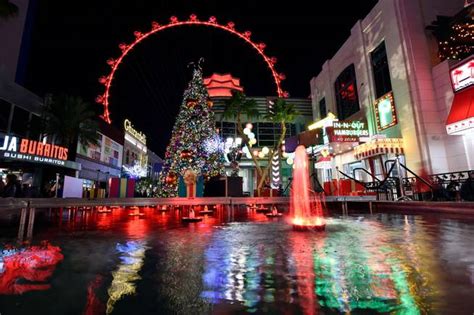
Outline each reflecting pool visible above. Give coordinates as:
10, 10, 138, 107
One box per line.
1, 206, 474, 314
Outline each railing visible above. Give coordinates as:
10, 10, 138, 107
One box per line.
405, 170, 472, 201
352, 167, 381, 183
337, 168, 399, 201
336, 160, 473, 202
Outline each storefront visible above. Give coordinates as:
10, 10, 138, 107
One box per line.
75, 121, 124, 197
305, 112, 407, 194
122, 119, 148, 177
0, 133, 81, 197
445, 57, 474, 170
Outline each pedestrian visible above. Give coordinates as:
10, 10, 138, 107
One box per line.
2, 174, 18, 197
460, 172, 474, 202
0, 177, 5, 196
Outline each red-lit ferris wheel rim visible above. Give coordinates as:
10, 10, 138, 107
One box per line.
96, 14, 288, 124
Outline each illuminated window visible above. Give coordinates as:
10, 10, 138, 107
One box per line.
319, 98, 327, 119
374, 92, 398, 130
371, 41, 392, 98
334, 64, 360, 119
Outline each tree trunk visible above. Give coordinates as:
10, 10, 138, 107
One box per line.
235, 118, 264, 196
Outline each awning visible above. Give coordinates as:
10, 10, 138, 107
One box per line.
314, 156, 332, 169
354, 138, 403, 160
446, 86, 474, 135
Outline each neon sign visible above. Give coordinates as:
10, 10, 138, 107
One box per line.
0, 134, 78, 168
124, 119, 146, 145
450, 57, 474, 92
327, 120, 369, 142
374, 92, 397, 131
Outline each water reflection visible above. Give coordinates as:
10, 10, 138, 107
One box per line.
0, 243, 63, 295
1, 208, 474, 314
106, 240, 148, 314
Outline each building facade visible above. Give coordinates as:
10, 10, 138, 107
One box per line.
205, 73, 313, 195
75, 121, 124, 194
309, 0, 472, 184
122, 119, 149, 177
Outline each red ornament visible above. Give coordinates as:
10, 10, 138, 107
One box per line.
206, 99, 214, 108
180, 150, 193, 160
186, 98, 198, 108
165, 172, 178, 185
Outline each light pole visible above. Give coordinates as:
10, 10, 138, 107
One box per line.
54, 173, 60, 198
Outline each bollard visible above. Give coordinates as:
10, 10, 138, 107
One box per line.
17, 207, 28, 243
26, 207, 36, 240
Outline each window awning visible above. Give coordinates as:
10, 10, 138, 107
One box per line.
314, 156, 332, 169
354, 138, 403, 160
446, 86, 474, 135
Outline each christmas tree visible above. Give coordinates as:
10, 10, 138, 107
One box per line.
158, 61, 225, 197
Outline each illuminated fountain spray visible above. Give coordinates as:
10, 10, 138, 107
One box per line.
290, 145, 326, 231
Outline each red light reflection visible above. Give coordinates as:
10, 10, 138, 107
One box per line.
0, 243, 63, 295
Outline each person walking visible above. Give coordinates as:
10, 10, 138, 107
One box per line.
0, 177, 5, 196
460, 172, 474, 202
2, 174, 18, 197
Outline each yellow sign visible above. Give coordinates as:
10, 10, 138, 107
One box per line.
124, 119, 146, 145
308, 112, 337, 130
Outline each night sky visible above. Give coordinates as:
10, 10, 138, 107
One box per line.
25, 0, 378, 155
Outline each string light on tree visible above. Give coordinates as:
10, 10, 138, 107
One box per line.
158, 61, 225, 197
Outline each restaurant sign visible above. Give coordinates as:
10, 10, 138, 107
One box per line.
0, 134, 80, 169
124, 119, 146, 145
326, 120, 369, 142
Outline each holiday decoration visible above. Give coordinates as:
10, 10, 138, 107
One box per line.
183, 169, 198, 197
165, 172, 178, 185
123, 161, 147, 178
158, 62, 225, 197
427, 6, 473, 61
180, 149, 193, 160
186, 99, 198, 108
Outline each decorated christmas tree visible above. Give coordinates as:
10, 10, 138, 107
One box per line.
158, 61, 225, 197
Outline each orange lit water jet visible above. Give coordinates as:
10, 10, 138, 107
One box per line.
290, 145, 326, 231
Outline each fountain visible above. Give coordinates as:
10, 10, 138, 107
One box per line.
290, 145, 326, 231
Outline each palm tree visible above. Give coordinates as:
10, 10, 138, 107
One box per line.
42, 95, 100, 161
0, 0, 18, 20
223, 91, 262, 189
223, 91, 299, 195
259, 98, 299, 194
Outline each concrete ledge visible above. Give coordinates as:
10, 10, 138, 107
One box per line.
373, 201, 474, 215
1, 197, 473, 216
0, 197, 290, 210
